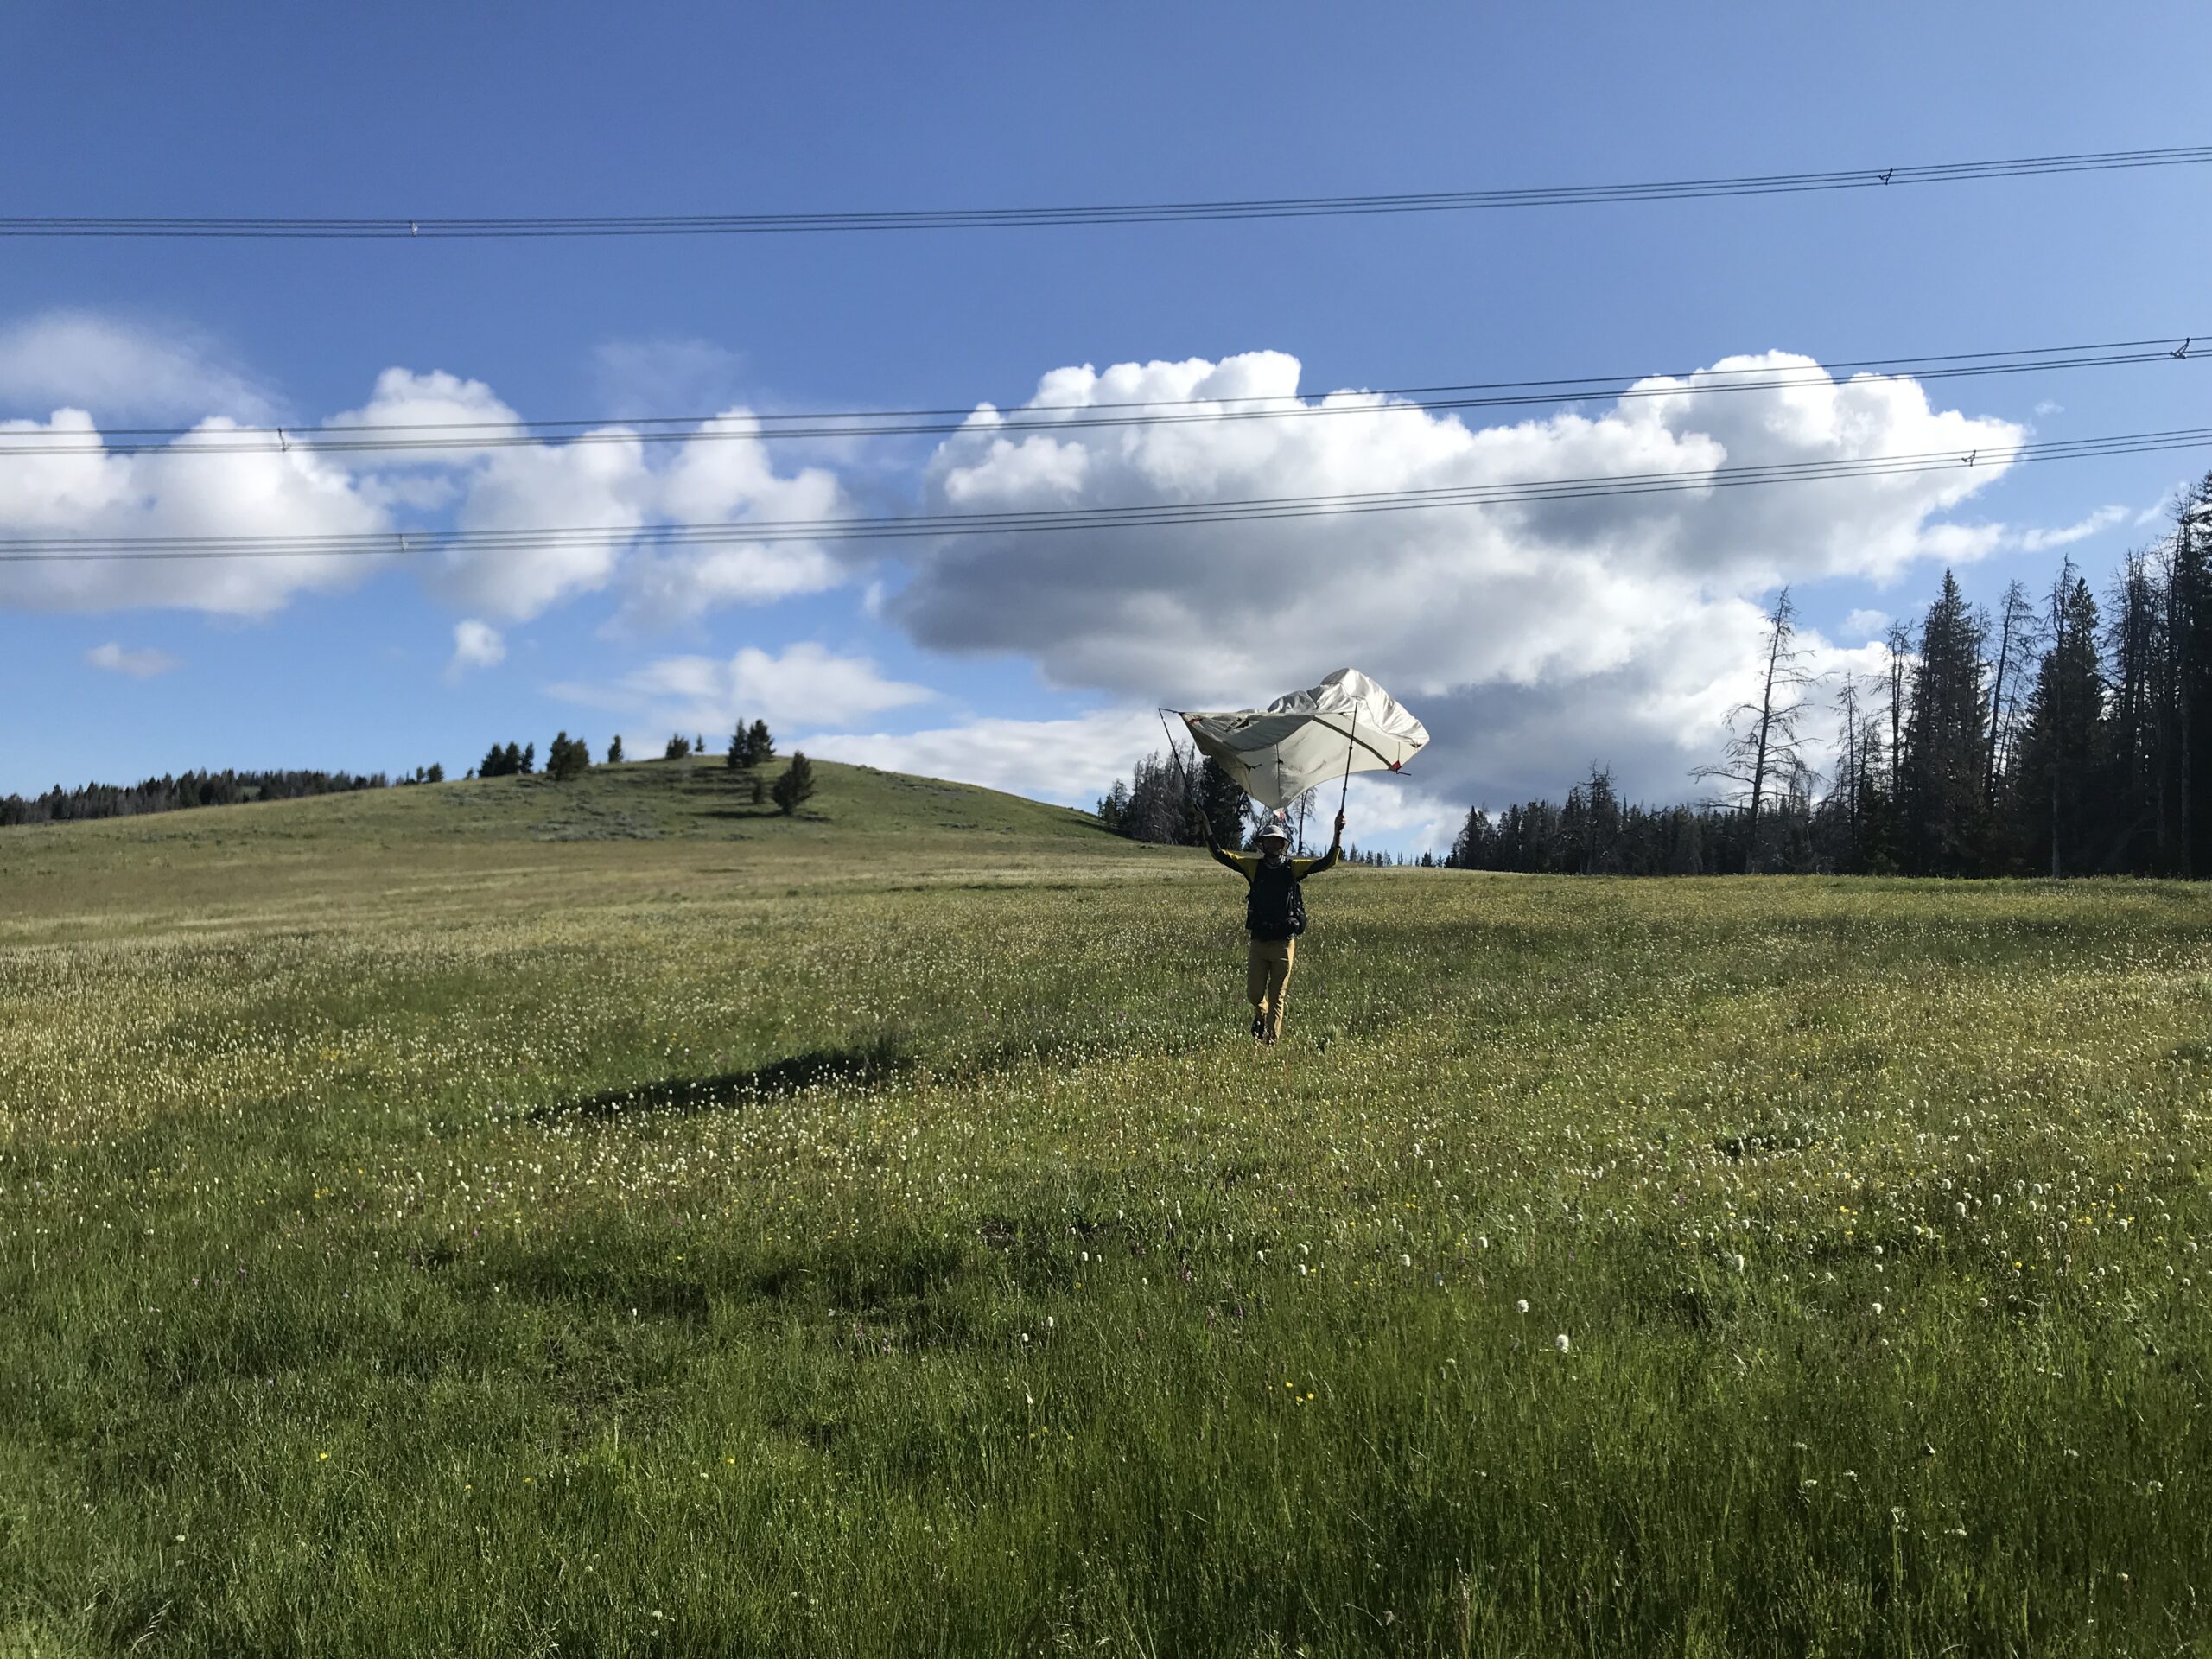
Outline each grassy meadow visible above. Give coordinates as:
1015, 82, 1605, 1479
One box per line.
5, 754, 2212, 1655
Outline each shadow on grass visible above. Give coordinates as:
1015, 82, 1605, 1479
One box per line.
529, 1040, 907, 1122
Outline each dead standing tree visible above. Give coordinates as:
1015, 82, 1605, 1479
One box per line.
1984, 579, 2040, 804
1695, 588, 1815, 873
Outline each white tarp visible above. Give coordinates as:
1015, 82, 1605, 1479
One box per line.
1179, 668, 1429, 810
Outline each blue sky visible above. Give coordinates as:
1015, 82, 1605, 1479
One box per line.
6, 3, 2210, 849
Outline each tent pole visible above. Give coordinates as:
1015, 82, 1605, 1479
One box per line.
1158, 707, 1198, 842
1339, 711, 1357, 817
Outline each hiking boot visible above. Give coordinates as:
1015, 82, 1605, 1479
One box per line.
1250, 1013, 1267, 1040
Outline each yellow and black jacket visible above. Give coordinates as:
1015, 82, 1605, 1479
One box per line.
1208, 842, 1340, 940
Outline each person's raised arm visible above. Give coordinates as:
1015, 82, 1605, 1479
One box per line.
1196, 810, 1246, 874
1299, 810, 1347, 877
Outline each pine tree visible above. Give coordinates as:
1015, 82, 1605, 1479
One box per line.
664, 734, 691, 760
519, 741, 536, 776
427, 763, 444, 784
2102, 549, 2162, 870
501, 741, 524, 777
1196, 756, 1247, 847
749, 720, 774, 761
2171, 482, 2212, 874
546, 732, 590, 784
771, 751, 816, 816
728, 721, 753, 771
607, 735, 625, 764
480, 742, 508, 778
2011, 569, 2103, 875
1447, 806, 1494, 869
1899, 570, 1990, 874
1096, 779, 1130, 833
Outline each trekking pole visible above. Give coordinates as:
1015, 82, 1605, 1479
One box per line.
1338, 709, 1357, 817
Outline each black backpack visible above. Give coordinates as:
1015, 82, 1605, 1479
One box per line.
1245, 858, 1306, 938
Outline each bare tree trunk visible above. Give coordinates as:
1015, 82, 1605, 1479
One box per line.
1984, 585, 2020, 803
2050, 575, 2064, 880
1885, 620, 1909, 798
2181, 540, 2196, 879
1742, 591, 1793, 874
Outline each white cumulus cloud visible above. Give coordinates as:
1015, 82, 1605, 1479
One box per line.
0, 409, 390, 615
0, 346, 854, 627
888, 350, 2025, 803
327, 375, 851, 626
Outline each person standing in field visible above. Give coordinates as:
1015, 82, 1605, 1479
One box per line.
1203, 808, 1344, 1043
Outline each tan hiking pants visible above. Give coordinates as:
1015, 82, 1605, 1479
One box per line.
1247, 937, 1296, 1039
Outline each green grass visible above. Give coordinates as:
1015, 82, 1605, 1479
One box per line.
5, 757, 2212, 1655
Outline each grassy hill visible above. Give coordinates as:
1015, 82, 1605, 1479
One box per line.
0, 754, 1139, 945
7, 757, 2212, 1651
2, 751, 1108, 855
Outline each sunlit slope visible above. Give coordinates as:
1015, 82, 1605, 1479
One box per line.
0, 754, 1134, 943
6, 753, 1103, 850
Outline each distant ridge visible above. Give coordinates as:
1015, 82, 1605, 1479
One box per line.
1, 753, 1109, 849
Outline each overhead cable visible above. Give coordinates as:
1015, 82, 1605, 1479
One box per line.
3, 425, 2205, 564
0, 334, 2201, 460
5, 145, 2209, 240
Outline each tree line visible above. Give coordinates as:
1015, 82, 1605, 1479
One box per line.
0, 768, 394, 828
1097, 476, 2212, 879
4, 715, 823, 829
1446, 477, 2212, 878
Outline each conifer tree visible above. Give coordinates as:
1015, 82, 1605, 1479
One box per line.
1196, 756, 1248, 847
1899, 570, 1990, 874
546, 731, 590, 783
771, 751, 816, 815
2011, 569, 2103, 875
607, 735, 625, 764
1096, 779, 1130, 833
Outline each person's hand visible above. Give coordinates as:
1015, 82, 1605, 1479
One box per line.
1333, 810, 1347, 838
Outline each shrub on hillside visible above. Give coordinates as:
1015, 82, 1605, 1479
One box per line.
772, 751, 816, 817
664, 734, 692, 760
546, 732, 591, 783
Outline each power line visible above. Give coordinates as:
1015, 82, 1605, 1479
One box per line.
4, 425, 2205, 563
8, 145, 2209, 239
3, 334, 2201, 459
